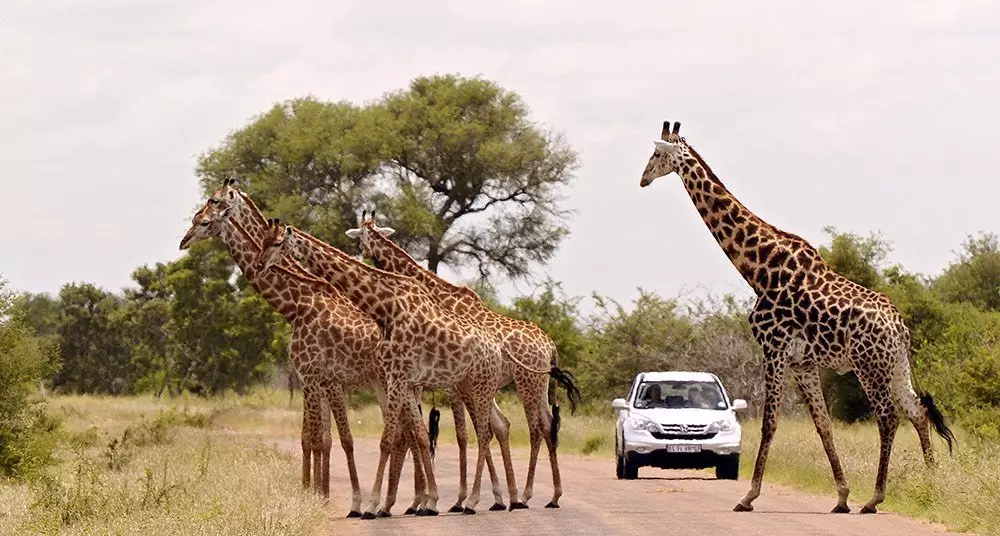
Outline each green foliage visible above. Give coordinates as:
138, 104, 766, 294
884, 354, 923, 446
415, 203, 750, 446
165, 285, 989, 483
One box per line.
818, 226, 892, 289
135, 242, 288, 396
0, 277, 60, 480
197, 74, 577, 284
502, 279, 588, 371
933, 232, 1000, 312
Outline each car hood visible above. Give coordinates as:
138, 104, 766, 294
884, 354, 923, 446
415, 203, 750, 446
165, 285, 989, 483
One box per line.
630, 407, 731, 424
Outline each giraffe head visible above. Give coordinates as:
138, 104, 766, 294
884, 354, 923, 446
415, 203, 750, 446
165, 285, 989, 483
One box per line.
344, 211, 395, 262
179, 177, 248, 249
254, 219, 302, 273
179, 196, 232, 249
639, 120, 690, 187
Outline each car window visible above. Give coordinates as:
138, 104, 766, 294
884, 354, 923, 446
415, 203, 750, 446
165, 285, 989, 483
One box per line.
633, 381, 728, 410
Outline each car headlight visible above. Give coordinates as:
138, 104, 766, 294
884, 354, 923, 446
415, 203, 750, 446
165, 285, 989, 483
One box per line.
629, 414, 660, 433
708, 420, 735, 434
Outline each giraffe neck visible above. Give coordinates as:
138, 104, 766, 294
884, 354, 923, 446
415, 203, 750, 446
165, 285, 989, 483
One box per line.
218, 218, 323, 320
233, 191, 269, 241
365, 228, 486, 318
292, 228, 406, 319
677, 147, 826, 296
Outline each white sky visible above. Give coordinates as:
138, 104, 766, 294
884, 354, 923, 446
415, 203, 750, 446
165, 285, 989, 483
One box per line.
2, 0, 998, 312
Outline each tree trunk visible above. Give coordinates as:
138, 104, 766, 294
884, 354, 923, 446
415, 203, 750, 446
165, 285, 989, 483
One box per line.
427, 240, 441, 274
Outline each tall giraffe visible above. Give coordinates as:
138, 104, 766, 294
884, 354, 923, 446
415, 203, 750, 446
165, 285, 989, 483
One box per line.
178, 194, 382, 516
253, 220, 521, 517
638, 121, 955, 514
346, 212, 582, 508
203, 181, 513, 514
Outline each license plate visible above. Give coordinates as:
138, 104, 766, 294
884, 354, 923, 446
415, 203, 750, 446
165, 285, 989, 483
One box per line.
666, 444, 702, 453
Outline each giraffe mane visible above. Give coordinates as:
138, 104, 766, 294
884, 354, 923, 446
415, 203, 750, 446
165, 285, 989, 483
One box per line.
686, 144, 820, 253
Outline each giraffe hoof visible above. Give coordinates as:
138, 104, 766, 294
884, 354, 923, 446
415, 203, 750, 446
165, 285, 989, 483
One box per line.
489, 503, 506, 511
423, 509, 439, 516
403, 507, 417, 516
462, 507, 476, 515
448, 505, 464, 513
414, 509, 427, 516
346, 511, 363, 518
360, 512, 377, 520
376, 510, 391, 518
733, 502, 754, 512
831, 504, 851, 514
544, 501, 559, 509
860, 505, 878, 514
509, 502, 529, 511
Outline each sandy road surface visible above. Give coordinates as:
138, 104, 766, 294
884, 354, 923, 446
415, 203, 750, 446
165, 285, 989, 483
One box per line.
269, 438, 967, 536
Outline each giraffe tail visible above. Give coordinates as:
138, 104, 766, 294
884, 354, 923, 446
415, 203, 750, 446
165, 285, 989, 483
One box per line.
549, 366, 582, 415
919, 392, 956, 455
428, 406, 441, 459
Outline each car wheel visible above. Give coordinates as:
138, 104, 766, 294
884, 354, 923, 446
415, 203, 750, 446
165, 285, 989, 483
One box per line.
623, 452, 639, 480
715, 453, 740, 480
615, 438, 626, 479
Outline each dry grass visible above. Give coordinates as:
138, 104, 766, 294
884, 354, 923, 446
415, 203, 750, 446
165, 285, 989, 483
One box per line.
740, 417, 1000, 535
1, 391, 328, 536
6, 391, 996, 535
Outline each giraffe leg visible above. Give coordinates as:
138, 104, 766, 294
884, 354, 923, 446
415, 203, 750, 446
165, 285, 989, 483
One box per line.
364, 384, 405, 519
861, 394, 899, 514
463, 395, 496, 514
520, 404, 543, 507
300, 383, 321, 494
894, 371, 935, 468
790, 365, 850, 513
490, 399, 517, 510
327, 385, 362, 516
320, 400, 332, 498
735, 355, 786, 512
403, 394, 439, 516
404, 431, 426, 515
473, 402, 508, 511
541, 402, 562, 508
448, 396, 469, 513
382, 413, 413, 518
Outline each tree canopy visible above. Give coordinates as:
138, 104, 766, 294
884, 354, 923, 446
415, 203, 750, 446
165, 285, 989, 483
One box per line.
197, 74, 578, 283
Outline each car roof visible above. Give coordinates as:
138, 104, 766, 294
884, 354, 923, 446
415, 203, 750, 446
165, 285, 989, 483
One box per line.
637, 371, 720, 383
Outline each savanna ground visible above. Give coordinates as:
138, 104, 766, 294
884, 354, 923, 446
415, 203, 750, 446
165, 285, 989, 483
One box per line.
1, 390, 997, 535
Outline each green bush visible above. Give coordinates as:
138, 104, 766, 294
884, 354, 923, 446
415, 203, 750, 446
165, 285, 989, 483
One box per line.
0, 277, 60, 480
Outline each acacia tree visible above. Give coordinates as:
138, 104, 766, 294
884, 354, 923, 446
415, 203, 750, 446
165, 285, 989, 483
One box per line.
197, 74, 577, 284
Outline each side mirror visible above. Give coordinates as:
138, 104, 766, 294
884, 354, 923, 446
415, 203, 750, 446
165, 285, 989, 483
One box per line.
731, 399, 748, 411
612, 398, 629, 411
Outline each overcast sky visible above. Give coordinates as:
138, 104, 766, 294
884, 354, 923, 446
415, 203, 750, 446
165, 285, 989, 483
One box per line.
2, 0, 999, 312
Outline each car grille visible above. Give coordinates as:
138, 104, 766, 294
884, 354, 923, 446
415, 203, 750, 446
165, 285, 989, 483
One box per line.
651, 423, 716, 441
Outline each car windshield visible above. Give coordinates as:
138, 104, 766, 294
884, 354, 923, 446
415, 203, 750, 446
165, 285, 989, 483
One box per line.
633, 380, 727, 410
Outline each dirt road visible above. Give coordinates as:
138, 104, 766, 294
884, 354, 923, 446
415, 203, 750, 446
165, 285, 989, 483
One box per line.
271, 438, 966, 536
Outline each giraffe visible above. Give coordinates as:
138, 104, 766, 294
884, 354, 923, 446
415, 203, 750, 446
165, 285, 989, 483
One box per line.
345, 212, 582, 508
201, 180, 514, 515
178, 194, 383, 516
253, 219, 523, 518
638, 121, 955, 514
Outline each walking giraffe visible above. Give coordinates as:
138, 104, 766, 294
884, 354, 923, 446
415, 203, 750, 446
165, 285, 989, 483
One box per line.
253, 219, 529, 517
201, 180, 518, 514
638, 121, 955, 514
346, 212, 582, 508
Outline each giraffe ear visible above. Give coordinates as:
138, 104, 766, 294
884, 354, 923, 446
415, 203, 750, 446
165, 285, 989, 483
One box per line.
653, 140, 680, 155
345, 228, 361, 239
375, 226, 395, 238
283, 226, 293, 237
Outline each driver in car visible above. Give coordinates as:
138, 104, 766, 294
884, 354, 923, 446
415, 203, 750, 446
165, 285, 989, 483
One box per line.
645, 384, 667, 408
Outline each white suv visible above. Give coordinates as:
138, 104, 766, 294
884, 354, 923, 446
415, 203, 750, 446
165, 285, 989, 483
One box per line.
612, 371, 747, 480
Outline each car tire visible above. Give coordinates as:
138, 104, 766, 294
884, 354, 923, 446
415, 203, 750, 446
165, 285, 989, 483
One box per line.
623, 452, 639, 480
615, 438, 626, 479
715, 453, 740, 480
